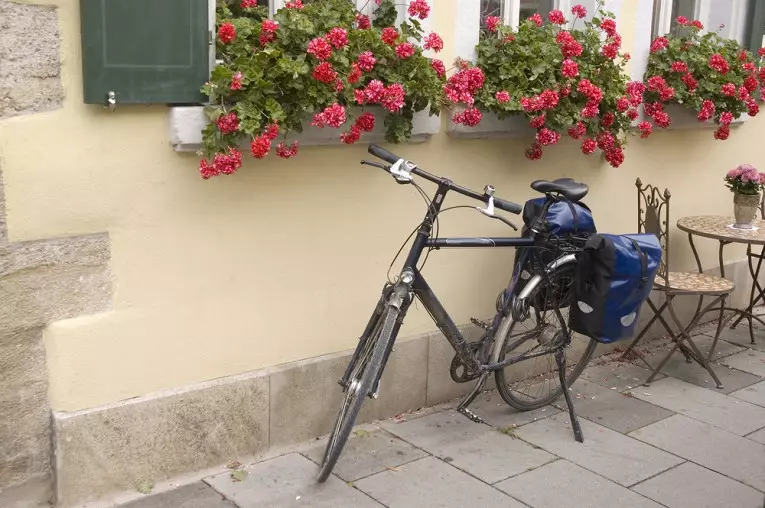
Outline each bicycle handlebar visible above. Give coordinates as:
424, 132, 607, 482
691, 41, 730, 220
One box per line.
366, 144, 522, 215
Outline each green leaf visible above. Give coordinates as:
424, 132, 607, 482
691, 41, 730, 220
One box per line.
231, 470, 249, 482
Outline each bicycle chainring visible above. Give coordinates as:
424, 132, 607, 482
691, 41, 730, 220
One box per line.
450, 342, 482, 383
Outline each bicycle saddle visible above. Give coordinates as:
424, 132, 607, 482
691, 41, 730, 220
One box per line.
530, 178, 589, 202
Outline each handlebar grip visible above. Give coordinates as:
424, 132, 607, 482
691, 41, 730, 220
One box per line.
368, 143, 401, 165
494, 197, 522, 215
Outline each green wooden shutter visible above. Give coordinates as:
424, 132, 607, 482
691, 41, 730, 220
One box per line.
80, 0, 210, 105
746, 0, 765, 53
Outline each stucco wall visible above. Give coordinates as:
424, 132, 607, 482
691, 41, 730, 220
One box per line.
0, 0, 757, 415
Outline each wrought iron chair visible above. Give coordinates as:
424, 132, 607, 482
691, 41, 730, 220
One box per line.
620, 178, 732, 388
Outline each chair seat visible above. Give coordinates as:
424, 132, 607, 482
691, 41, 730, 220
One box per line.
655, 272, 734, 294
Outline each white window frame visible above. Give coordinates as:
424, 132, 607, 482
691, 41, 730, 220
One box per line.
651, 0, 750, 42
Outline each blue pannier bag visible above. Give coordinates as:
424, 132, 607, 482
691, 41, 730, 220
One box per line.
569, 234, 661, 343
521, 197, 596, 236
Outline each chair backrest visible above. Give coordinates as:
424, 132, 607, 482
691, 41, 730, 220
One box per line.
636, 178, 670, 283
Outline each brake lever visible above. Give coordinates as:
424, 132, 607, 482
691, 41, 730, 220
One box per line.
476, 185, 519, 231
361, 160, 389, 171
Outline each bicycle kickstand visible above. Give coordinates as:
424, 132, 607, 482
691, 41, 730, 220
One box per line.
456, 371, 490, 424
556, 348, 584, 443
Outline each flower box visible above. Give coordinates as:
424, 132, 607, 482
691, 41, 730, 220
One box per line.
169, 106, 441, 152
446, 109, 535, 139
658, 104, 748, 131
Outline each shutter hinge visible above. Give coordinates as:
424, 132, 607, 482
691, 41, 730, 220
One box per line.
105, 91, 116, 112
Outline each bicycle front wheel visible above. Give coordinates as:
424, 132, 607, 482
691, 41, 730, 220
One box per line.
316, 304, 398, 483
494, 262, 597, 411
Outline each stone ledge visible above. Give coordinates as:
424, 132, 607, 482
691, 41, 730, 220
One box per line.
446, 109, 535, 140
168, 106, 442, 152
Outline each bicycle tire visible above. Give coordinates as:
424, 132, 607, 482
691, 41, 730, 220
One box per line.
316, 304, 398, 482
494, 262, 597, 411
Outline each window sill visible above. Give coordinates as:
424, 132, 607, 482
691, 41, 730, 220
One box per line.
168, 106, 441, 152
660, 104, 749, 130
446, 109, 535, 139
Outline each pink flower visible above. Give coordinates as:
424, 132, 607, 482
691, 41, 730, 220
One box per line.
626, 81, 646, 106
365, 80, 385, 103
653, 111, 671, 128
714, 125, 730, 140
627, 109, 639, 121
601, 112, 615, 127
581, 138, 597, 154
581, 103, 599, 118
682, 73, 698, 91
241, 0, 258, 7
605, 146, 624, 167
431, 59, 446, 78
381, 27, 398, 46
647, 75, 667, 92
616, 97, 630, 112
529, 13, 543, 27
424, 33, 444, 52
709, 54, 730, 74
348, 64, 362, 84
650, 36, 668, 53
353, 89, 366, 105
356, 13, 371, 29
326, 27, 349, 49
568, 122, 586, 139
496, 90, 511, 103
250, 136, 272, 159
556, 31, 583, 58
214, 148, 243, 175
721, 83, 736, 96
530, 114, 546, 129
691, 20, 704, 30
600, 19, 617, 37
355, 112, 376, 132
745, 75, 758, 92
259, 31, 276, 47
285, 0, 303, 8
199, 159, 218, 180
548, 9, 566, 25
218, 23, 236, 44
596, 131, 616, 151
537, 128, 561, 146
601, 44, 618, 60
381, 83, 406, 112
307, 37, 332, 60
230, 72, 243, 91
671, 61, 688, 73
638, 121, 652, 138
759, 48, 765, 58
561, 59, 579, 78
720, 111, 734, 125
408, 0, 430, 20
452, 107, 482, 127
264, 123, 280, 141
525, 143, 543, 160
322, 103, 347, 128
340, 126, 362, 144
312, 62, 337, 83
357, 51, 377, 72
644, 101, 663, 117
571, 4, 587, 18
676, 16, 689, 25
216, 112, 240, 134
504, 34, 515, 43
659, 87, 675, 101
485, 16, 501, 33
276, 141, 299, 158
748, 99, 760, 116
395, 43, 415, 59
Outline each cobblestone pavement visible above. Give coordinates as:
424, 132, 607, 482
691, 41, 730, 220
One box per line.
121, 327, 765, 508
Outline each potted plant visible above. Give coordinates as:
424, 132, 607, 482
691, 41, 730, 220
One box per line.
643, 17, 765, 139
444, 3, 638, 167
198, 0, 444, 178
725, 164, 765, 229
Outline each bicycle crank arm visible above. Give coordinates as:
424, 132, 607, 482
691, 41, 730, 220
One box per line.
483, 343, 568, 372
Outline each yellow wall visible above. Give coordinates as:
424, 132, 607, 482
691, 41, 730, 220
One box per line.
0, 0, 757, 411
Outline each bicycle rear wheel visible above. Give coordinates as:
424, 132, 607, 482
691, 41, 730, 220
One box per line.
494, 262, 597, 411
316, 304, 398, 482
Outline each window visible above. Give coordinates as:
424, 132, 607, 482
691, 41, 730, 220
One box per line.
479, 0, 555, 29
745, 0, 765, 52
652, 0, 750, 43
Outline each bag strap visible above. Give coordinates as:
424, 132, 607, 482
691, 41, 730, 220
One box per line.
561, 198, 580, 232
629, 238, 648, 288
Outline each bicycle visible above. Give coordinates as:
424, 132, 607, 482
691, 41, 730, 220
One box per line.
317, 144, 597, 482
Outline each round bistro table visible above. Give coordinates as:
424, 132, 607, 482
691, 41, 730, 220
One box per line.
677, 215, 765, 346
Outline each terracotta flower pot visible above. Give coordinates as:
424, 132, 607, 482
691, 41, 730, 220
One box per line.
733, 192, 761, 229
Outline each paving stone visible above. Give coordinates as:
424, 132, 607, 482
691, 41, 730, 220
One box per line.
631, 377, 765, 435
632, 462, 764, 508
380, 411, 554, 484
656, 354, 762, 394
468, 390, 562, 429
302, 430, 428, 482
495, 459, 663, 508
513, 413, 682, 487
719, 349, 765, 377
205, 454, 382, 508
122, 483, 235, 508
704, 326, 765, 351
730, 381, 765, 407
354, 456, 526, 508
629, 414, 765, 492
553, 379, 674, 434
746, 427, 765, 445
687, 334, 746, 360
581, 361, 662, 391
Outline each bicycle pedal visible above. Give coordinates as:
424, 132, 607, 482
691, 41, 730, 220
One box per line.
470, 318, 490, 330
457, 407, 485, 424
